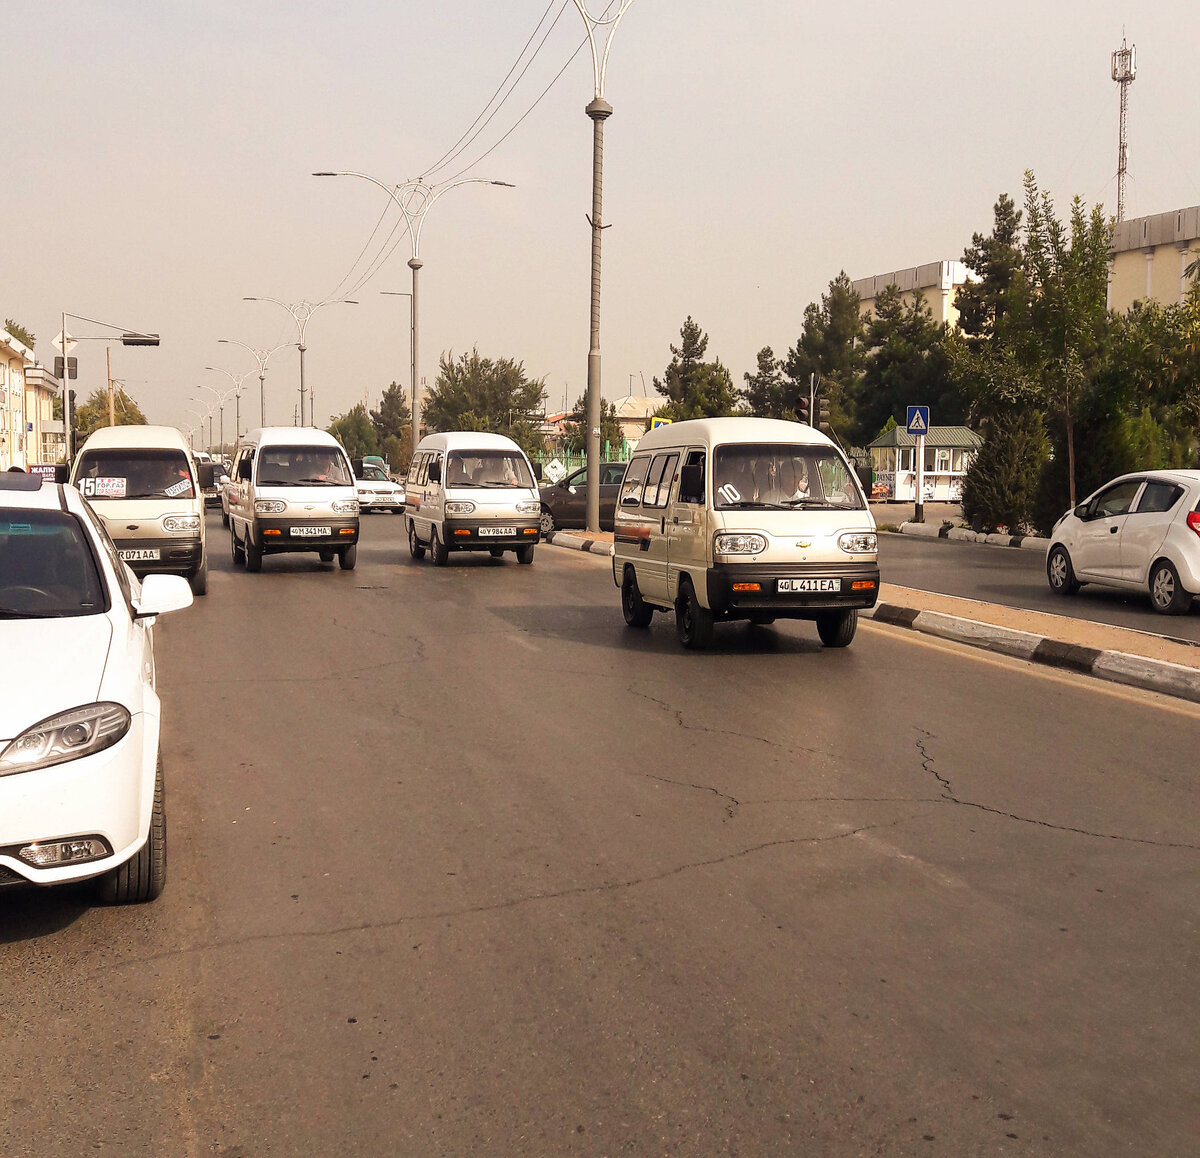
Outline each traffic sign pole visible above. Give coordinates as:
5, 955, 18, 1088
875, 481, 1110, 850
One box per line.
906, 406, 931, 524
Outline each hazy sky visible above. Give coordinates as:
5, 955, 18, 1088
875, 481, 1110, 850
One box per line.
5, 1, 1198, 436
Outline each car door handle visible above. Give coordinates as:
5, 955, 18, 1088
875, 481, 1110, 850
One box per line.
1110, 526, 1119, 533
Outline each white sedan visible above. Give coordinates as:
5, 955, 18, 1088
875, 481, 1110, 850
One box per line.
1046, 469, 1200, 614
0, 474, 193, 902
355, 462, 406, 513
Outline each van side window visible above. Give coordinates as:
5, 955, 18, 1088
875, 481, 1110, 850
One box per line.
416, 454, 430, 486
644, 453, 678, 509
620, 457, 650, 506
678, 449, 705, 504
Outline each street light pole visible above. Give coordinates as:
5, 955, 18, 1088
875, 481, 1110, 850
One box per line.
205, 366, 252, 445
314, 171, 514, 460
217, 339, 293, 427
571, 0, 636, 533
381, 291, 414, 452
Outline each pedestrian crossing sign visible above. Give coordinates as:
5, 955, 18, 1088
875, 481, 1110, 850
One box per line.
906, 406, 930, 435
650, 416, 672, 429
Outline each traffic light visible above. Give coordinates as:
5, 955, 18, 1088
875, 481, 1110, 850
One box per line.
121, 332, 160, 347
817, 400, 831, 432
796, 398, 810, 424
54, 357, 78, 379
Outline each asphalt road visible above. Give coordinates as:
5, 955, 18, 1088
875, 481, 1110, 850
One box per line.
2, 512, 1197, 1156
879, 532, 1200, 643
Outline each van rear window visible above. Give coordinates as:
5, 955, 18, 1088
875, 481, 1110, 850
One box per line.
75, 449, 194, 501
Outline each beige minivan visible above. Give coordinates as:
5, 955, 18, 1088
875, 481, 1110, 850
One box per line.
612, 417, 879, 648
71, 424, 211, 595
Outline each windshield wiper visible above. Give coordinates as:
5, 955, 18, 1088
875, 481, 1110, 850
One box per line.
0, 607, 74, 618
781, 498, 844, 509
719, 500, 789, 510
296, 477, 344, 486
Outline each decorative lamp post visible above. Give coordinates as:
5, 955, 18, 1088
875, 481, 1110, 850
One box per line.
216, 338, 293, 428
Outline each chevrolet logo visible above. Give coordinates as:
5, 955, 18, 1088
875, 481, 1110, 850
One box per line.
796, 540, 811, 548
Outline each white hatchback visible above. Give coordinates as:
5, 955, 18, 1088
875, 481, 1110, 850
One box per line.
1046, 469, 1200, 614
0, 474, 193, 902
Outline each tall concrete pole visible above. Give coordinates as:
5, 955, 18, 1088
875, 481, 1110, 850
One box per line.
585, 97, 612, 533
298, 342, 308, 426
409, 257, 422, 458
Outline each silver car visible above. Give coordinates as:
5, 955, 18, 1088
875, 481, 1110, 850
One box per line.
1046, 469, 1200, 614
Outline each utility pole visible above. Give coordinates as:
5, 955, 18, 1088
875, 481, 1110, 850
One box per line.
107, 347, 115, 426
1112, 37, 1136, 223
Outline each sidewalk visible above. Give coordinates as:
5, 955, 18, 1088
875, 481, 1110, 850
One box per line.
542, 528, 1200, 705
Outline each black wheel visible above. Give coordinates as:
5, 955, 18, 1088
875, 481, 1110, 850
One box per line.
408, 521, 426, 560
430, 526, 449, 566
816, 608, 857, 647
318, 549, 334, 563
675, 578, 714, 649
245, 534, 263, 573
539, 507, 556, 536
338, 544, 357, 571
97, 754, 166, 904
230, 525, 245, 566
1149, 559, 1191, 614
622, 569, 653, 628
747, 613, 776, 626
188, 557, 208, 596
489, 547, 505, 559
1047, 545, 1080, 596
516, 543, 535, 565
220, 508, 229, 528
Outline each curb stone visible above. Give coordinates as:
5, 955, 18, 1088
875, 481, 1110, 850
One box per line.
897, 522, 1050, 552
544, 531, 611, 556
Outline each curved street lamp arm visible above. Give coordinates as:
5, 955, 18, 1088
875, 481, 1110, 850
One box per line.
571, 0, 637, 98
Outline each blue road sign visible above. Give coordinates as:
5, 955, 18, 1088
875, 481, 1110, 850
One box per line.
906, 406, 930, 435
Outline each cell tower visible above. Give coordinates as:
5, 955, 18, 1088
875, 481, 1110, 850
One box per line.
1111, 37, 1136, 222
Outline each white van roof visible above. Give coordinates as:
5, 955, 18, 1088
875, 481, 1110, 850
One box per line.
76, 424, 191, 453
633, 416, 838, 454
240, 427, 346, 450
414, 431, 528, 455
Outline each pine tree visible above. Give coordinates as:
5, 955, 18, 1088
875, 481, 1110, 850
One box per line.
653, 317, 740, 420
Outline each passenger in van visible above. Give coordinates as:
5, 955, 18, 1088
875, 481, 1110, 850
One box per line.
447, 459, 470, 486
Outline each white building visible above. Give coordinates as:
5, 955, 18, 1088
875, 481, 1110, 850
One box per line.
0, 332, 63, 469
1108, 204, 1200, 311
851, 260, 972, 328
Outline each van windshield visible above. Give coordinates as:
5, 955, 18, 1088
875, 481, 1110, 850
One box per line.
445, 452, 534, 489
257, 447, 353, 486
75, 449, 195, 501
713, 444, 863, 510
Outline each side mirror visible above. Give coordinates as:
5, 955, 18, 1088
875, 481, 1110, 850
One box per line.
351, 457, 364, 477
533, 462, 543, 481
197, 464, 215, 489
429, 459, 442, 484
237, 457, 252, 480
678, 463, 704, 505
134, 573, 194, 619
54, 464, 71, 483
1074, 503, 1090, 519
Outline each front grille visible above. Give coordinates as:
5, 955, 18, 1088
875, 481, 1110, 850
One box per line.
0, 864, 27, 887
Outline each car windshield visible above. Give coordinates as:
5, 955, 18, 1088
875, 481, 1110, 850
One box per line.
212, 466, 229, 483
257, 447, 353, 487
445, 452, 535, 488
0, 509, 108, 618
713, 444, 864, 510
361, 465, 389, 482
75, 449, 195, 500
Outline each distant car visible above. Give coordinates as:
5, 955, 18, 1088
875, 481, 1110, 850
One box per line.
204, 462, 229, 510
0, 472, 193, 902
1046, 469, 1200, 614
538, 461, 627, 534
355, 462, 406, 513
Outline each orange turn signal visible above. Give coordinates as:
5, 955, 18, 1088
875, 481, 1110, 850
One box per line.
524, 528, 537, 535
339, 528, 355, 535
732, 582, 761, 593
454, 529, 471, 536
264, 528, 281, 536
851, 580, 876, 590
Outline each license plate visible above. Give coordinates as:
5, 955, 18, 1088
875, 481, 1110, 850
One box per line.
479, 526, 516, 537
291, 526, 331, 537
119, 548, 161, 561
778, 577, 839, 593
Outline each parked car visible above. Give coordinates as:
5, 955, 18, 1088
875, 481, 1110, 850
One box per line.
354, 461, 406, 513
0, 472, 193, 902
1046, 469, 1200, 614
538, 461, 627, 534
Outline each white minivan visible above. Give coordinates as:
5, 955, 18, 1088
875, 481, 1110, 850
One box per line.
612, 417, 879, 649
405, 432, 542, 565
71, 424, 211, 596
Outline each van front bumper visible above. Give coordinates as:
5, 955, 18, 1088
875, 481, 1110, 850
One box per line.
444, 519, 540, 550
255, 518, 359, 553
707, 561, 880, 617
111, 535, 204, 576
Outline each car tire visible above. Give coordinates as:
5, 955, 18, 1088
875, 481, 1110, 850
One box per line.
188, 557, 208, 596
622, 568, 653, 628
516, 543, 535, 565
318, 550, 334, 563
539, 507, 556, 536
748, 613, 776, 626
339, 544, 357, 571
675, 577, 714, 649
489, 547, 505, 559
816, 608, 857, 648
1047, 545, 1080, 596
408, 521, 426, 560
245, 534, 263, 573
97, 754, 166, 905
430, 526, 449, 567
231, 525, 245, 567
1149, 559, 1191, 615
220, 508, 229, 528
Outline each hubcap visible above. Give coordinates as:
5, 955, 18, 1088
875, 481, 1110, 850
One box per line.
1153, 569, 1173, 606
1050, 553, 1066, 586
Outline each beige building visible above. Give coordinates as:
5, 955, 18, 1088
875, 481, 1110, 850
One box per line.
851, 260, 971, 328
0, 332, 63, 469
1108, 204, 1200, 312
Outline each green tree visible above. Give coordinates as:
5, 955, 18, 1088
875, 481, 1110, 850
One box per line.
370, 381, 411, 441
653, 316, 740, 420
74, 388, 147, 441
327, 403, 379, 460
955, 193, 1026, 342
961, 408, 1049, 534
743, 347, 789, 418
4, 319, 35, 349
784, 272, 864, 436
562, 393, 621, 453
423, 349, 547, 456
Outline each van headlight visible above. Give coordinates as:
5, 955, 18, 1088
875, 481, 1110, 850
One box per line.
0, 703, 131, 777
162, 514, 201, 533
332, 500, 359, 514
445, 501, 476, 515
838, 532, 878, 553
255, 499, 286, 514
516, 501, 541, 515
714, 532, 767, 555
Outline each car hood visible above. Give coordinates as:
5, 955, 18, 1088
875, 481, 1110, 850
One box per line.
0, 617, 113, 742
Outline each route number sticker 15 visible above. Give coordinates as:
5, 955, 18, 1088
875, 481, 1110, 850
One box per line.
79, 477, 127, 498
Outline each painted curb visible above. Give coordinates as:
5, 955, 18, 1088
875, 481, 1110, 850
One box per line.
896, 522, 1050, 553
544, 531, 611, 556
864, 602, 1200, 705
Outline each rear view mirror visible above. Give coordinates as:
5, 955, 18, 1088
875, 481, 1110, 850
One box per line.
429, 460, 442, 484
197, 464, 215, 489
